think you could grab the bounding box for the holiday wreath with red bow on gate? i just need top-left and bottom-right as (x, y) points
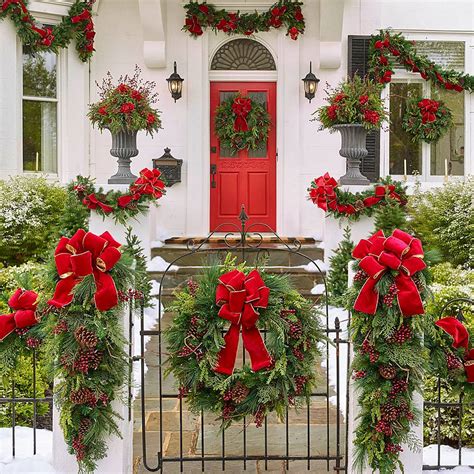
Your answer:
(165, 255), (324, 427)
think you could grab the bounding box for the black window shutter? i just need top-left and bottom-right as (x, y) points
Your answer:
(348, 35), (380, 182)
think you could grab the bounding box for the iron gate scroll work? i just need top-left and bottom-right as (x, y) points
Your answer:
(139, 205), (350, 472)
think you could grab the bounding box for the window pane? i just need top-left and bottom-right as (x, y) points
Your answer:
(430, 87), (464, 176)
(23, 101), (57, 173)
(248, 92), (268, 158)
(23, 50), (57, 98)
(389, 83), (422, 175)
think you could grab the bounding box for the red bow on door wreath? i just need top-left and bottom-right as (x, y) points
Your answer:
(352, 229), (426, 316)
(232, 97), (252, 132)
(48, 229), (122, 312)
(214, 269), (272, 375)
(436, 317), (474, 383)
(0, 289), (39, 341)
(418, 99), (439, 124)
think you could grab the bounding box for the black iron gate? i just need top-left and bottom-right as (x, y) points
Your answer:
(138, 207), (350, 472)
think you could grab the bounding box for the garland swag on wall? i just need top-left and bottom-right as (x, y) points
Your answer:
(0, 0), (96, 62)
(349, 230), (429, 474)
(183, 1), (304, 40)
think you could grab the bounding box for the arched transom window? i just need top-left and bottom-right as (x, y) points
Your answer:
(211, 39), (276, 71)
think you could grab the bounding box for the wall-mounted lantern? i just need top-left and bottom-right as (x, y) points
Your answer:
(166, 61), (184, 102)
(153, 147), (183, 186)
(302, 61), (320, 103)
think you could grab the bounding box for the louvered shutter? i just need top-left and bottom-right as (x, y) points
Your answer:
(348, 35), (380, 182)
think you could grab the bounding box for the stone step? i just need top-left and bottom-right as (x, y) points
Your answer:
(151, 242), (324, 268)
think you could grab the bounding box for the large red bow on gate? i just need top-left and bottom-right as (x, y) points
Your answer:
(363, 184), (403, 208)
(214, 269), (272, 375)
(48, 229), (122, 311)
(309, 173), (338, 211)
(0, 289), (39, 341)
(232, 97), (252, 132)
(352, 229), (426, 316)
(435, 317), (474, 383)
(130, 168), (165, 199)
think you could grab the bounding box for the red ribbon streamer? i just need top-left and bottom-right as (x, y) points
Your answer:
(214, 269), (272, 375)
(232, 97), (252, 132)
(362, 184), (402, 208)
(435, 317), (474, 383)
(83, 193), (114, 213)
(352, 229), (426, 316)
(0, 289), (39, 341)
(48, 229), (122, 312)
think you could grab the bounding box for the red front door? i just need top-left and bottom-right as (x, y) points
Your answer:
(210, 82), (277, 232)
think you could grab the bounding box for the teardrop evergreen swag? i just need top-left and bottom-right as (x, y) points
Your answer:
(164, 255), (324, 428)
(0, 0), (96, 62)
(214, 95), (271, 154)
(183, 1), (304, 40)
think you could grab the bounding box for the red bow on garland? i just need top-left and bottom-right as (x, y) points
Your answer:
(418, 99), (439, 124)
(1, 0), (27, 13)
(435, 317), (474, 383)
(214, 269), (272, 375)
(0, 289), (39, 341)
(130, 168), (165, 199)
(362, 184), (403, 208)
(83, 193), (114, 213)
(48, 229), (122, 312)
(309, 173), (338, 211)
(232, 97), (252, 132)
(352, 229), (426, 316)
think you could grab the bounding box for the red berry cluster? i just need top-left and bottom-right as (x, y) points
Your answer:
(53, 319), (68, 335)
(254, 405), (265, 428)
(387, 325), (413, 344)
(224, 382), (250, 404)
(352, 370), (367, 380)
(222, 402), (235, 421)
(72, 434), (86, 461)
(178, 386), (189, 399)
(187, 279), (199, 297)
(385, 443), (403, 454)
(389, 378), (409, 399)
(294, 375), (308, 395)
(292, 347), (304, 361)
(361, 339), (379, 363)
(99, 393), (109, 406)
(73, 349), (103, 374)
(382, 284), (398, 307)
(26, 337), (41, 349)
(15, 327), (30, 337)
(446, 352), (463, 370)
(375, 419), (393, 436)
(353, 270), (367, 282)
(118, 289), (144, 302)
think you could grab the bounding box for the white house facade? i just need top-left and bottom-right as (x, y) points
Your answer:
(0, 0), (473, 241)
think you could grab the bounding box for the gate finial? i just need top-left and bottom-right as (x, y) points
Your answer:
(239, 204), (249, 225)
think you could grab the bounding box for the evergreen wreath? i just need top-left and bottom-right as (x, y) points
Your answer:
(402, 97), (453, 143)
(214, 95), (271, 154)
(43, 229), (149, 472)
(369, 29), (471, 92)
(308, 173), (407, 220)
(348, 229), (430, 474)
(0, 0), (96, 62)
(165, 255), (324, 428)
(183, 1), (304, 40)
(69, 169), (166, 225)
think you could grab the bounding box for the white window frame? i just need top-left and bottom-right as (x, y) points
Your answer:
(380, 33), (470, 183)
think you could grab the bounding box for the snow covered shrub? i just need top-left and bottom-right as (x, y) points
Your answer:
(0, 176), (66, 265)
(408, 178), (474, 268)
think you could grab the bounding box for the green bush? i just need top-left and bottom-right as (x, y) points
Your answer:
(408, 178), (474, 268)
(0, 176), (66, 265)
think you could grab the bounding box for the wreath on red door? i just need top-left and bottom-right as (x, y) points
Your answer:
(402, 97), (453, 143)
(164, 256), (324, 428)
(214, 95), (271, 154)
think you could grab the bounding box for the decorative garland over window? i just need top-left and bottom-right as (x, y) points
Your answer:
(165, 256), (324, 428)
(183, 1), (304, 40)
(214, 95), (271, 153)
(369, 30), (471, 92)
(0, 0), (95, 62)
(402, 98), (453, 143)
(308, 173), (407, 220)
(70, 169), (166, 225)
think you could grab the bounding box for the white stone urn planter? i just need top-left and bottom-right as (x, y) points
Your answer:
(332, 124), (370, 185)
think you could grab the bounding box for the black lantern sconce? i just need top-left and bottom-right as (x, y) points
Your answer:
(167, 61), (184, 102)
(153, 147), (183, 186)
(302, 61), (320, 103)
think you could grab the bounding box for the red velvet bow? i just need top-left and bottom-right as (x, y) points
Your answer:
(363, 184), (402, 208)
(0, 289), (39, 341)
(435, 317), (474, 383)
(232, 97), (252, 132)
(185, 15), (203, 36)
(352, 229), (426, 316)
(418, 99), (439, 124)
(48, 229), (122, 311)
(214, 269), (272, 375)
(71, 8), (92, 24)
(1, 0), (28, 13)
(309, 173), (338, 211)
(130, 168), (165, 199)
(83, 193), (114, 213)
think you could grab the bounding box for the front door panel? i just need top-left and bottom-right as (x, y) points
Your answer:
(210, 82), (276, 232)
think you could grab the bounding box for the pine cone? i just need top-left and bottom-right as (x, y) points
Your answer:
(231, 382), (250, 403)
(74, 326), (98, 348)
(73, 349), (103, 373)
(289, 321), (303, 339)
(70, 388), (96, 405)
(78, 418), (92, 438)
(379, 365), (397, 380)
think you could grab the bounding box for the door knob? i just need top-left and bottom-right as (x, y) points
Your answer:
(210, 164), (217, 188)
